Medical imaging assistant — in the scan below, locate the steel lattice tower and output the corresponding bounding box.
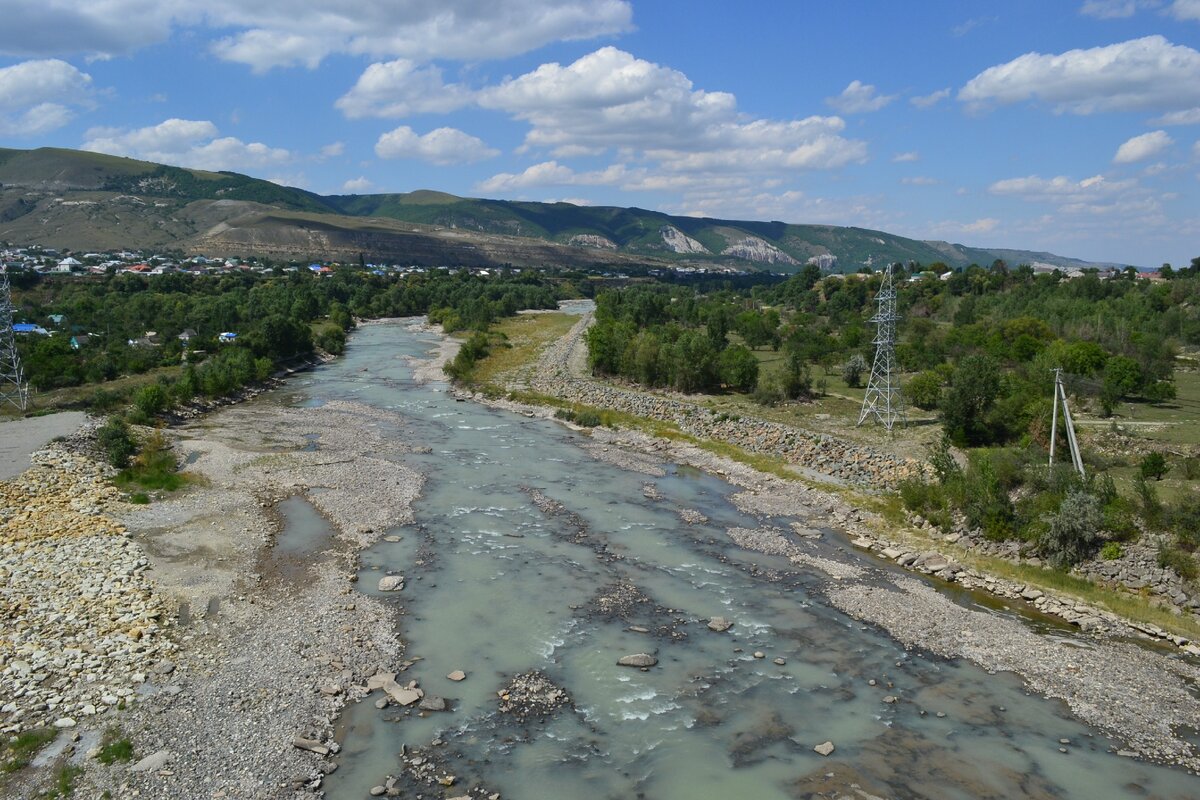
[857,263,905,431]
[0,270,29,412]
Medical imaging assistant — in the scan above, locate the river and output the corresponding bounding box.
[282,320,1195,799]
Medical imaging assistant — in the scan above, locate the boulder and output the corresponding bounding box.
[378,575,405,592]
[129,750,172,773]
[814,741,835,756]
[617,653,658,668]
[707,616,733,632]
[447,670,466,682]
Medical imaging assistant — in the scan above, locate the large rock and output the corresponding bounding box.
[378,575,405,592]
[813,741,835,756]
[707,616,733,632]
[617,653,658,668]
[129,750,172,772]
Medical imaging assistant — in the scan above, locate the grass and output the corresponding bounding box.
[94,731,134,766]
[1,729,56,774]
[0,366,183,419]
[467,312,577,389]
[40,764,83,799]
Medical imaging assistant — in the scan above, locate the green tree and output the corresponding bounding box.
[1038,491,1103,569]
[907,370,943,410]
[841,353,867,388]
[1139,452,1168,481]
[941,354,1001,446]
[718,344,759,392]
[1101,355,1141,415]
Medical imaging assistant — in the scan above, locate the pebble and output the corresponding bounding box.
[814,741,835,756]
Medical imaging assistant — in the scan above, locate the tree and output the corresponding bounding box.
[1100,355,1141,415]
[1038,490,1103,569]
[907,370,943,410]
[718,344,759,392]
[941,354,1001,446]
[1140,452,1168,481]
[841,353,867,388]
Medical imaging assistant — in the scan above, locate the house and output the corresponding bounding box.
[178,328,198,343]
[128,331,161,347]
[218,332,238,344]
[14,323,50,335]
[70,334,93,350]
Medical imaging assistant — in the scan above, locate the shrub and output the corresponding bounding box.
[1100,541,1123,560]
[96,732,134,765]
[907,370,943,410]
[1182,456,1200,481]
[1157,544,1198,582]
[752,374,783,407]
[1139,451,1168,481]
[1038,490,1103,569]
[132,383,169,418]
[841,354,867,388]
[574,409,602,428]
[96,417,136,469]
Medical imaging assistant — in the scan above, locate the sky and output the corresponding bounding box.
[0,1,1198,268]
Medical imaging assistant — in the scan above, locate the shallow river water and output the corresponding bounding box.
[287,321,1195,800]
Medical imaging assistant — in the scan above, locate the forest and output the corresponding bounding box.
[584,258,1200,572]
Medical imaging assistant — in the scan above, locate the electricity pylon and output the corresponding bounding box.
[0,270,29,412]
[857,263,905,431]
[1049,368,1084,477]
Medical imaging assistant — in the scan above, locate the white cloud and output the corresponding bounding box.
[1150,107,1200,125]
[1079,1,1156,19]
[476,161,634,193]
[825,80,895,114]
[0,1,633,70]
[901,176,939,185]
[989,173,1132,200]
[910,88,950,109]
[959,36,1200,114]
[342,176,373,193]
[319,142,344,158]
[0,59,93,136]
[923,218,1001,239]
[81,118,292,171]
[952,17,997,37]
[987,173,1163,224]
[477,47,866,180]
[1170,0,1200,20]
[1113,130,1173,163]
[375,126,498,165]
[335,59,473,118]
[963,218,1000,233]
[1194,140,1200,158]
[892,151,920,163]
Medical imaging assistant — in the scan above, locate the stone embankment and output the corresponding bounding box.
[527,313,926,488]
[0,427,174,736]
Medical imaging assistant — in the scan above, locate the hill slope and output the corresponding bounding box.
[0,147,1129,271]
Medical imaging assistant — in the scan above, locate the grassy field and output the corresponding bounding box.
[1,367,181,420]
[468,311,578,389]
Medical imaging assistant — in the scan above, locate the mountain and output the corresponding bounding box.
[0,147,1131,271]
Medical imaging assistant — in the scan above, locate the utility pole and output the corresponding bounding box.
[858,262,906,431]
[1049,368,1084,477]
[0,269,29,412]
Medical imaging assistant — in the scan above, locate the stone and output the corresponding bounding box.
[419,696,447,712]
[447,670,466,682]
[129,750,172,773]
[378,576,405,592]
[617,653,658,668]
[292,737,330,756]
[814,741,835,756]
[753,651,765,659]
[707,617,733,632]
[370,787,386,797]
[53,717,76,728]
[773,657,786,665]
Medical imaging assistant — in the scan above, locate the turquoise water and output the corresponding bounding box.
[286,321,1196,800]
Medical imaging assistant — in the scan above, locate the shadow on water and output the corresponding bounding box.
[288,322,1198,800]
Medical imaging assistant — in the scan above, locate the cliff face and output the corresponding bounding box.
[659,225,709,254]
[720,235,799,265]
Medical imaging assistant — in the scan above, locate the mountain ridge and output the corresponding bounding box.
[0,147,1135,271]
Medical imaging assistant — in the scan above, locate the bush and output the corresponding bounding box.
[1139,451,1168,481]
[906,370,943,410]
[132,383,169,418]
[1157,544,1198,582]
[841,354,867,388]
[752,374,784,407]
[96,417,136,469]
[314,323,347,355]
[1182,456,1200,480]
[1038,490,1103,569]
[1100,541,1123,560]
[574,409,602,428]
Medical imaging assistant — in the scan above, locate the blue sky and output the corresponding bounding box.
[1,1,1198,267]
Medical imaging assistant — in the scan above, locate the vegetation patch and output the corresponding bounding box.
[1,728,56,774]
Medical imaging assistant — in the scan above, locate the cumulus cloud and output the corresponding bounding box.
[910,88,950,109]
[1079,0,1155,19]
[335,59,473,118]
[1151,107,1200,125]
[375,126,498,165]
[892,151,920,162]
[342,176,373,192]
[0,59,93,136]
[81,118,292,171]
[901,176,939,185]
[0,1,633,70]
[959,36,1200,114]
[825,80,895,114]
[476,47,865,181]
[319,142,344,158]
[987,173,1162,222]
[1170,0,1200,20]
[1114,130,1173,163]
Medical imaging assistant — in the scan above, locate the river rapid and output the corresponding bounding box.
[280,321,1195,800]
